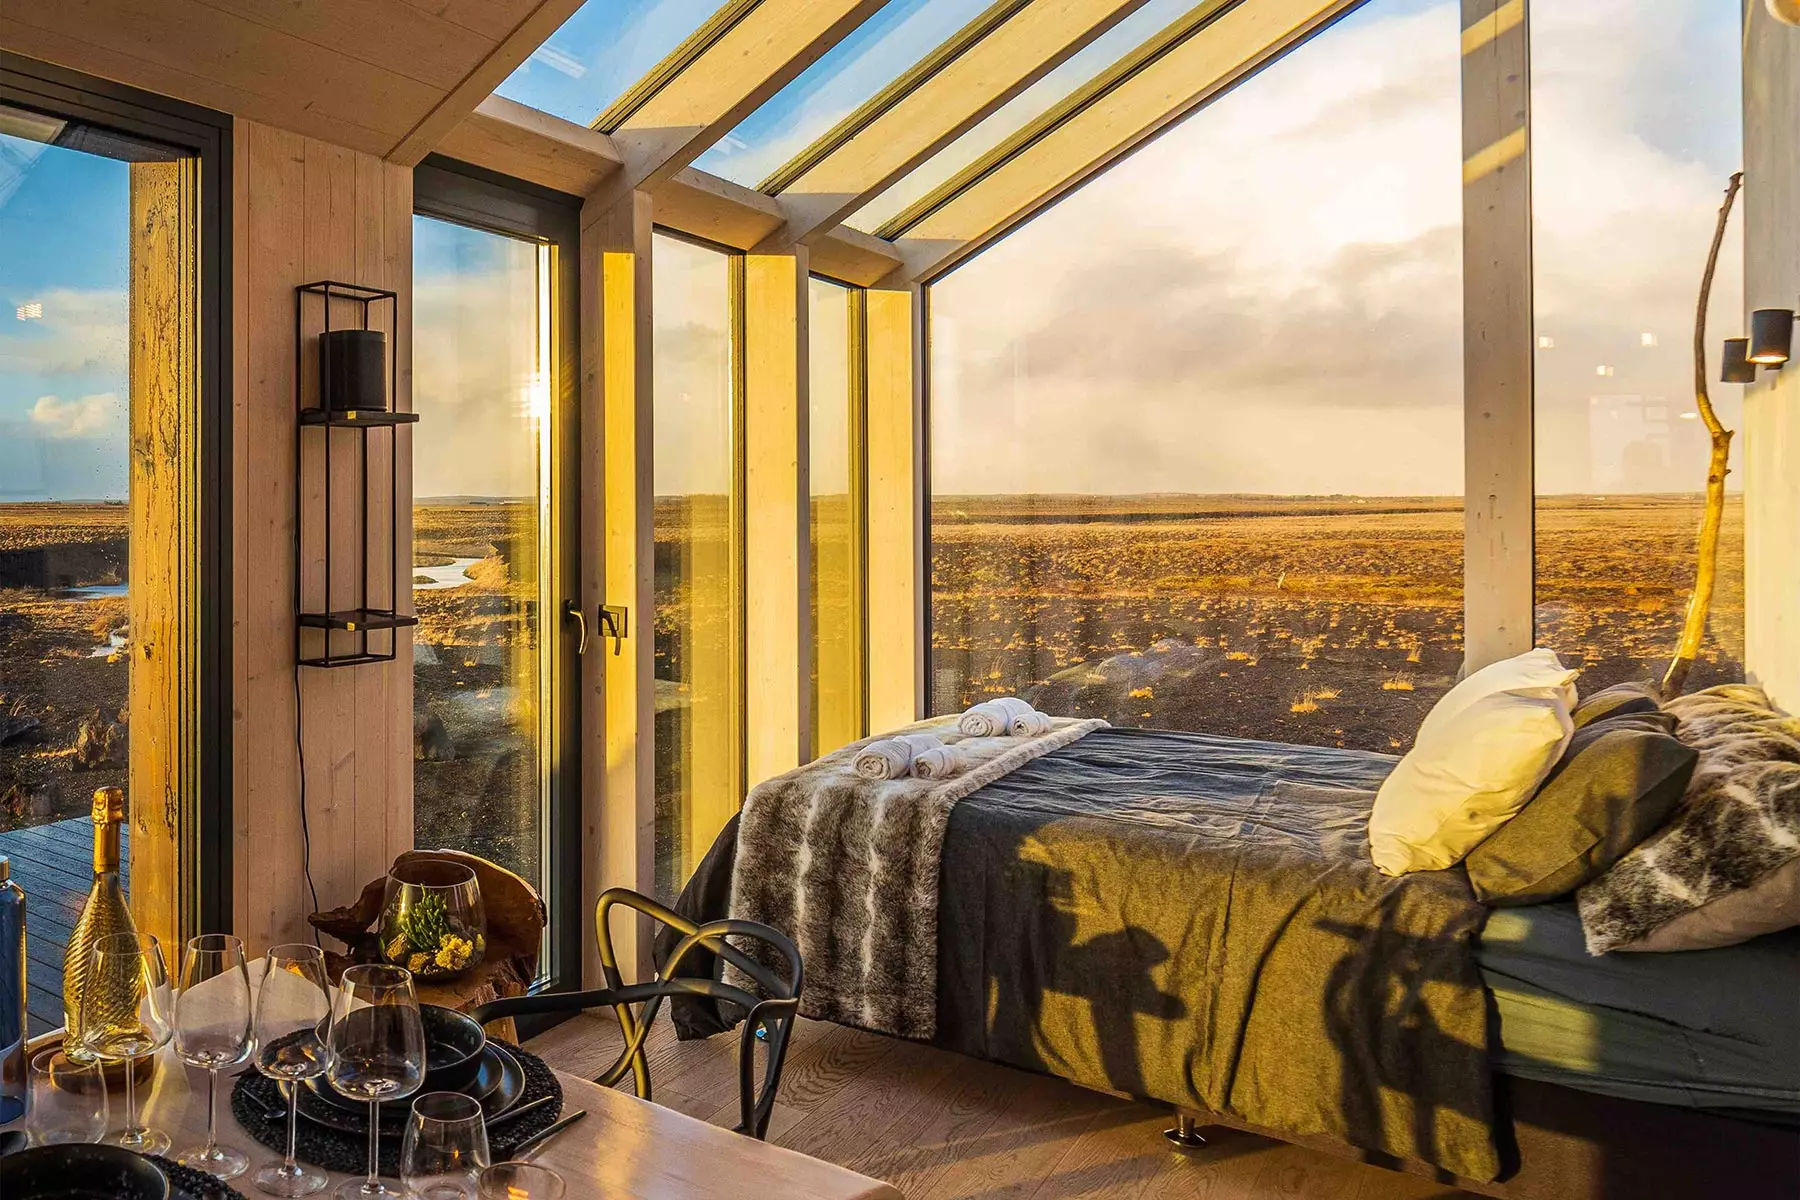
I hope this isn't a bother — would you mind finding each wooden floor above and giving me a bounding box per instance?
[0,815,129,1034]
[526,1012,1471,1200]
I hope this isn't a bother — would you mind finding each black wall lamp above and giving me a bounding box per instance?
[1720,303,1797,381]
[1748,307,1795,365]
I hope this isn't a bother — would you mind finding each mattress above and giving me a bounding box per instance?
[1479,901,1800,1120]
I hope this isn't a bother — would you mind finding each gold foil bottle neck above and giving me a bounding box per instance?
[91,787,125,825]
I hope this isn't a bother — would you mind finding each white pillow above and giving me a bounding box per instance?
[1369,649,1579,876]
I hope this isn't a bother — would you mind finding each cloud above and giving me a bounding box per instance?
[1,288,128,375]
[30,391,123,439]
[927,0,1740,497]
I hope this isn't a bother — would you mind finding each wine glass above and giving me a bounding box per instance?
[25,1047,108,1145]
[251,944,332,1197]
[80,930,174,1154]
[476,1163,564,1200]
[327,963,425,1200]
[401,1092,490,1200]
[174,933,256,1178]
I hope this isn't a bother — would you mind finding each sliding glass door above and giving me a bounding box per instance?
[412,161,580,990]
[0,59,229,1031]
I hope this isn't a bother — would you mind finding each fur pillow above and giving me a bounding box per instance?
[1577,685,1800,954]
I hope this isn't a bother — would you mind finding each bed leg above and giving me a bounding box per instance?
[1164,1113,1208,1150]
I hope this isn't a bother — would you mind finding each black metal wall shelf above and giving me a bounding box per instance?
[294,279,418,669]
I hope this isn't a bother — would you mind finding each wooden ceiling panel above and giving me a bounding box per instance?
[0,0,582,162]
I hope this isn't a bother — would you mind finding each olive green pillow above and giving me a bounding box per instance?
[1571,680,1664,729]
[1466,712,1697,906]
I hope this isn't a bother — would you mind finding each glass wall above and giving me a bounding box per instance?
[411,215,553,890]
[652,232,739,901]
[1530,0,1745,692]
[926,0,1465,754]
[0,94,211,1031]
[808,277,863,758]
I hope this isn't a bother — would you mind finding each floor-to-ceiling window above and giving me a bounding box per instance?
[926,0,1465,754]
[411,216,551,888]
[652,231,739,902]
[412,161,580,987]
[808,276,864,758]
[0,63,227,1031]
[1530,0,1745,692]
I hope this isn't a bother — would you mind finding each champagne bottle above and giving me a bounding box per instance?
[62,786,136,1063]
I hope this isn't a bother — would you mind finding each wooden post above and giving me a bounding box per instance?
[743,250,813,784]
[588,190,657,982]
[863,284,924,731]
[128,159,199,950]
[1460,0,1535,672]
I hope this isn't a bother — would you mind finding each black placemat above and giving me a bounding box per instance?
[145,1154,251,1200]
[229,1041,563,1176]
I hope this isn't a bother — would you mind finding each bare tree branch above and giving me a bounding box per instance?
[1662,171,1743,700]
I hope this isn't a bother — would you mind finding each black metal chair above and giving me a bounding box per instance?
[469,887,803,1140]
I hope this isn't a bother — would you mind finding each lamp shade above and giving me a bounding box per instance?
[1747,308,1794,366]
[1721,338,1757,383]
[319,328,388,410]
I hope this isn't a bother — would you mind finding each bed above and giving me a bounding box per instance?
[671,725,1800,1198]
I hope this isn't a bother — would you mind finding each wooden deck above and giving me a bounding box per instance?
[0,815,128,1035]
[526,1012,1469,1200]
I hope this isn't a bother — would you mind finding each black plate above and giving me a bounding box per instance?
[0,1143,172,1200]
[309,1039,506,1116]
[298,1044,523,1138]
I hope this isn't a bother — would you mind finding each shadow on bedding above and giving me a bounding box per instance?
[934,799,1504,1183]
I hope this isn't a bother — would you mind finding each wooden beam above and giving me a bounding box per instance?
[864,285,924,731]
[434,95,623,197]
[743,250,813,783]
[599,0,887,197]
[128,159,199,950]
[435,99,904,283]
[1460,0,1533,671]
[387,0,590,166]
[767,0,1153,247]
[886,0,1363,282]
[590,189,657,980]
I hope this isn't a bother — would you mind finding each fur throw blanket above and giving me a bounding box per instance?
[729,717,1107,1039]
[1579,685,1800,953]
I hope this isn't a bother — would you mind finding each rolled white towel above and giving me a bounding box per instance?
[910,743,966,780]
[1009,709,1054,737]
[852,732,941,780]
[957,696,1036,737]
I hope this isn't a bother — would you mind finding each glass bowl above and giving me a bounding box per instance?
[378,860,486,982]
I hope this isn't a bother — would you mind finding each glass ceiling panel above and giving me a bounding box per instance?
[691,0,999,189]
[492,0,727,128]
[847,0,1194,235]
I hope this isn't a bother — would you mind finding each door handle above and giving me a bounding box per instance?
[598,605,628,656]
[563,599,588,655]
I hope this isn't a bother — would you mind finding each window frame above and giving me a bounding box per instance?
[0,51,234,940]
[412,155,584,1003]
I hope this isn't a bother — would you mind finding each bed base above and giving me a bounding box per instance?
[1173,1076,1800,1200]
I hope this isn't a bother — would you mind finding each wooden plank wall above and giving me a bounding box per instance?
[1742,8,1800,714]
[231,118,414,953]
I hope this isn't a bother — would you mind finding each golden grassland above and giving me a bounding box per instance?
[932,493,1744,754]
[0,494,1749,831]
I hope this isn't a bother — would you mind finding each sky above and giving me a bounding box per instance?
[0,0,1747,502]
[930,0,1746,496]
[0,129,130,501]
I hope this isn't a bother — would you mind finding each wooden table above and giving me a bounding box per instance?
[6,985,902,1199]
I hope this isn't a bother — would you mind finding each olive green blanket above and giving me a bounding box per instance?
[934,727,1501,1181]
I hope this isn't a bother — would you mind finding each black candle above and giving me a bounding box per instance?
[319,328,387,411]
